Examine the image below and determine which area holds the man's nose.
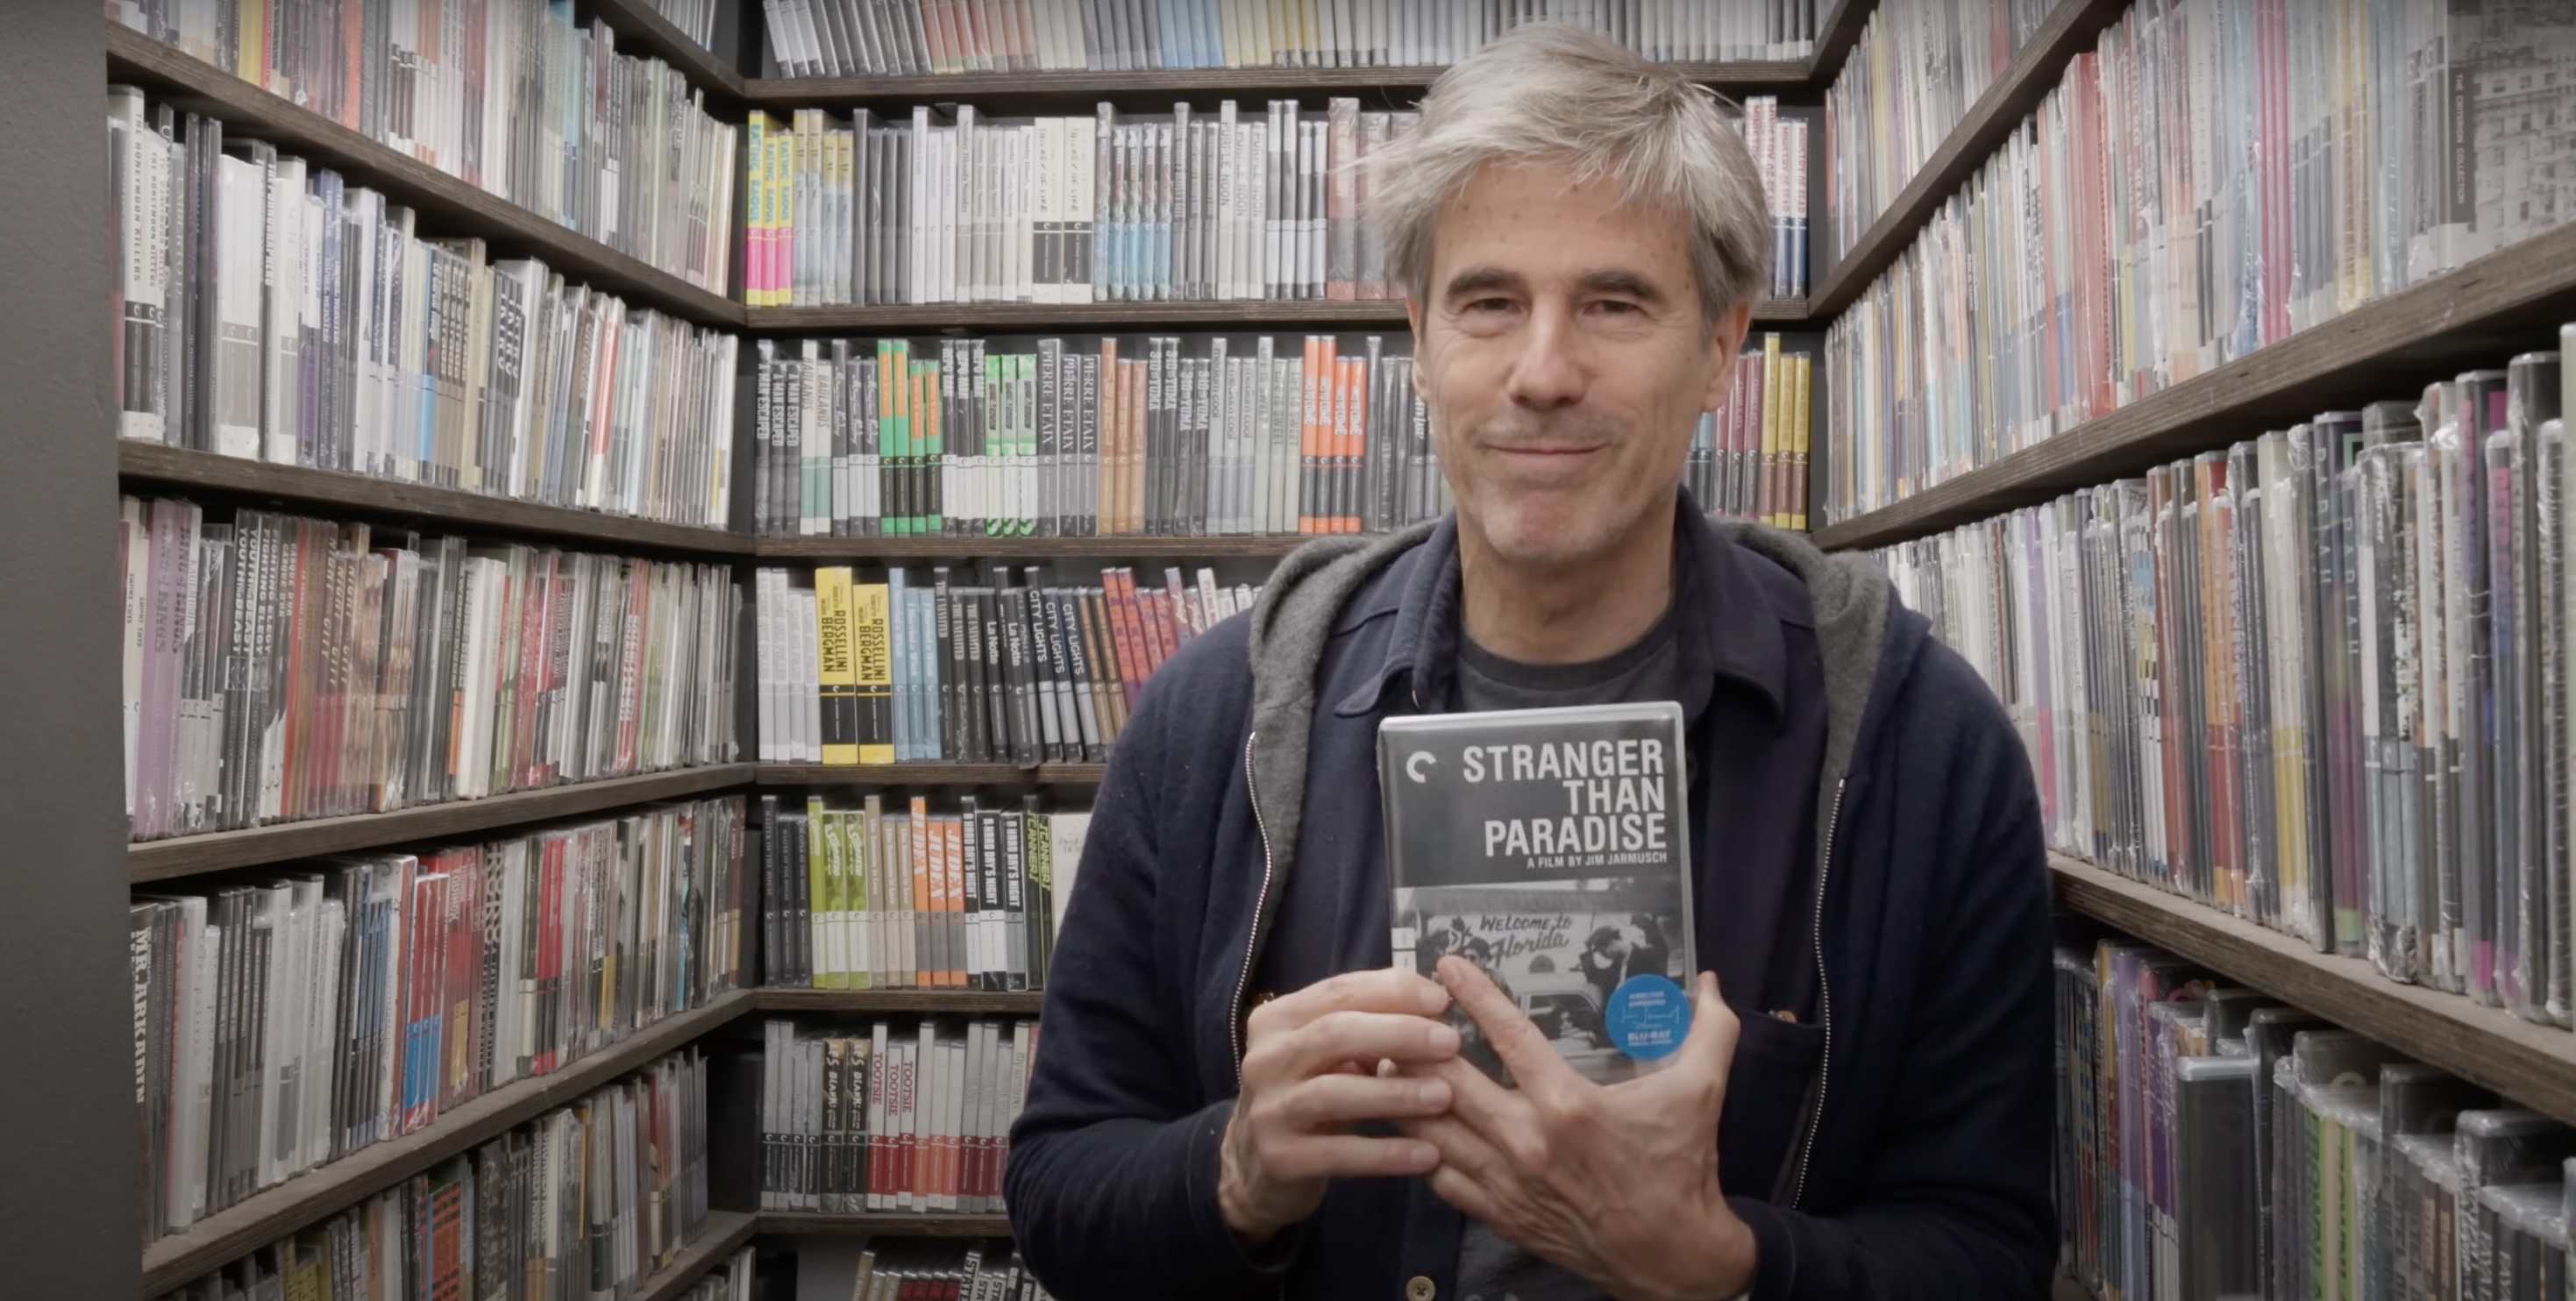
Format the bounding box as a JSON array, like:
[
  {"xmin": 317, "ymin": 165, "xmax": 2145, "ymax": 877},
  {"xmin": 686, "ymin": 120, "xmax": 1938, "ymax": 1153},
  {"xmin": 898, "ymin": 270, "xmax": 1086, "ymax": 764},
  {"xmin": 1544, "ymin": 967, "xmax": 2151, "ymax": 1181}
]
[{"xmin": 1505, "ymin": 304, "xmax": 1587, "ymax": 410}]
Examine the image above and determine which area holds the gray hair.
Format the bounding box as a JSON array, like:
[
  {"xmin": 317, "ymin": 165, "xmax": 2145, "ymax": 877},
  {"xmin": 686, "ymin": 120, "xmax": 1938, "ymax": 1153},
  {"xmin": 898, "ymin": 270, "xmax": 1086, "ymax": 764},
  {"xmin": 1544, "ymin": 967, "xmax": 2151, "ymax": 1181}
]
[{"xmin": 1363, "ymin": 23, "xmax": 1772, "ymax": 326}]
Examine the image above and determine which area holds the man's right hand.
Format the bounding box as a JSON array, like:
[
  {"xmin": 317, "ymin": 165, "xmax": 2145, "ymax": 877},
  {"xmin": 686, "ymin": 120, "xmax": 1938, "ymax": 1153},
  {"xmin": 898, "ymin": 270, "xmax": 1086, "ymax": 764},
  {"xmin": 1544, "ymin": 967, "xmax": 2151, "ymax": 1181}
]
[{"xmin": 1218, "ymin": 968, "xmax": 1463, "ymax": 1245}]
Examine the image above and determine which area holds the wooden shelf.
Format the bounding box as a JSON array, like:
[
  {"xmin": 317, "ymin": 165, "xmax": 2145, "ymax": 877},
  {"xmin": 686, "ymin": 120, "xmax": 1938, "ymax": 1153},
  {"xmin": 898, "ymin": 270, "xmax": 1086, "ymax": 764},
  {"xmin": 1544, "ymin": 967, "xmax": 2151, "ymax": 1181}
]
[
  {"xmin": 753, "ymin": 301, "xmax": 1406, "ymax": 331},
  {"xmin": 738, "ymin": 59, "xmax": 1815, "ymax": 115},
  {"xmin": 140, "ymin": 991, "xmax": 758, "ymax": 1294},
  {"xmin": 754, "ymin": 988, "xmax": 1045, "ymax": 1016},
  {"xmin": 758, "ymin": 763, "xmax": 1107, "ymax": 786},
  {"xmin": 1752, "ymin": 298, "xmax": 1813, "ymax": 326},
  {"xmin": 583, "ymin": 0, "xmax": 746, "ymax": 97},
  {"xmin": 755, "ymin": 532, "xmax": 1316, "ymax": 559},
  {"xmin": 2048, "ymin": 856, "xmax": 2576, "ymax": 1130},
  {"xmin": 1805, "ymin": 0, "xmax": 1872, "ymax": 88},
  {"xmin": 635, "ymin": 1211, "xmax": 761, "ymax": 1301},
  {"xmin": 103, "ymin": 22, "xmax": 745, "ymax": 330},
  {"xmin": 1811, "ymin": 219, "xmax": 2576, "ymax": 552},
  {"xmin": 1806, "ymin": 0, "xmax": 2128, "ymax": 319},
  {"xmin": 130, "ymin": 764, "xmax": 757, "ymax": 884},
  {"xmin": 117, "ymin": 443, "xmax": 757, "ymax": 557},
  {"xmin": 747, "ymin": 298, "xmax": 1807, "ymax": 332},
  {"xmin": 758, "ymin": 1211, "xmax": 1014, "ymax": 1238}
]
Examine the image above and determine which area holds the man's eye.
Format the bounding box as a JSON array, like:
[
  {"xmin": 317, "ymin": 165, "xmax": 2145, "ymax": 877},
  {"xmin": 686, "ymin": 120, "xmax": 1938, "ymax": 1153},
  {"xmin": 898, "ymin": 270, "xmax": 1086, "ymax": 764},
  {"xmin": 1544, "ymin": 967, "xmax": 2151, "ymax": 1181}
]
[
  {"xmin": 1590, "ymin": 299, "xmax": 1640, "ymax": 316},
  {"xmin": 1462, "ymin": 297, "xmax": 1515, "ymax": 313}
]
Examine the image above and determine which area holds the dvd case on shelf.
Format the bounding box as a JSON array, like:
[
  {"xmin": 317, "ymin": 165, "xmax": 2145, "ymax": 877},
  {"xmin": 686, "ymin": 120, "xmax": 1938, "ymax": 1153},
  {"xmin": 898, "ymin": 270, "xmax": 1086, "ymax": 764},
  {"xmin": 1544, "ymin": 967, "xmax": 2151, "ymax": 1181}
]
[
  {"xmin": 110, "ymin": 3, "xmax": 741, "ymax": 295},
  {"xmin": 2053, "ymin": 926, "xmax": 2576, "ymax": 1301},
  {"xmin": 127, "ymin": 798, "xmax": 747, "ymax": 1242},
  {"xmin": 758, "ymin": 1015, "xmax": 1035, "ymax": 1214},
  {"xmin": 755, "ymin": 793, "xmax": 1083, "ymax": 993},
  {"xmin": 1878, "ymin": 332, "xmax": 2576, "ymax": 1031},
  {"xmin": 1823, "ymin": 3, "xmax": 2576, "ymax": 529},
  {"xmin": 758, "ymin": 0, "xmax": 1825, "ymax": 75},
  {"xmin": 151, "ymin": 1049, "xmax": 714, "ymax": 1301},
  {"xmin": 117, "ymin": 498, "xmax": 742, "ymax": 842},
  {"xmin": 755, "ymin": 561, "xmax": 1261, "ymax": 767}
]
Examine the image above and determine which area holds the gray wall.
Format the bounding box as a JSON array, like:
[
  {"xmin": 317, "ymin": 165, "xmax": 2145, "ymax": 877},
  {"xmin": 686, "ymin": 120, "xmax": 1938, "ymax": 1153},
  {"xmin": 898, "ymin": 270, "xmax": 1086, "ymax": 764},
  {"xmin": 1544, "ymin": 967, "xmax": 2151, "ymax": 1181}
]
[{"xmin": 0, "ymin": 6, "xmax": 141, "ymax": 1296}]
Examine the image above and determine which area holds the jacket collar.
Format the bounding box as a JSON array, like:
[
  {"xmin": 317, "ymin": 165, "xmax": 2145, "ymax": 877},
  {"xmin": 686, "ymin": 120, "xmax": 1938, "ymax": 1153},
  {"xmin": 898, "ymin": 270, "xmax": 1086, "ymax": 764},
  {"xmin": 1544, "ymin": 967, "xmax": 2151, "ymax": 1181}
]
[{"xmin": 1331, "ymin": 489, "xmax": 1790, "ymax": 724}]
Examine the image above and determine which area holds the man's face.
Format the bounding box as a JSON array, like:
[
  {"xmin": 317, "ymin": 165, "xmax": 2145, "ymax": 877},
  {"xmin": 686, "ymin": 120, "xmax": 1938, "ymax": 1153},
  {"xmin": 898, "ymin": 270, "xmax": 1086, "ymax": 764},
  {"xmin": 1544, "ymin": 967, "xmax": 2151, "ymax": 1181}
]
[{"xmin": 1410, "ymin": 161, "xmax": 1747, "ymax": 571}]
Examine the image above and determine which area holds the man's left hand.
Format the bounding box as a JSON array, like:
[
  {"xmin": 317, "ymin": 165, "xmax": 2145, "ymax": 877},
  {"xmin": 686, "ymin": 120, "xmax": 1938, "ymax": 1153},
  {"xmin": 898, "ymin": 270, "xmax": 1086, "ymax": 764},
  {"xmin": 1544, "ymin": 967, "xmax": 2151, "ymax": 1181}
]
[{"xmin": 1405, "ymin": 956, "xmax": 1757, "ymax": 1301}]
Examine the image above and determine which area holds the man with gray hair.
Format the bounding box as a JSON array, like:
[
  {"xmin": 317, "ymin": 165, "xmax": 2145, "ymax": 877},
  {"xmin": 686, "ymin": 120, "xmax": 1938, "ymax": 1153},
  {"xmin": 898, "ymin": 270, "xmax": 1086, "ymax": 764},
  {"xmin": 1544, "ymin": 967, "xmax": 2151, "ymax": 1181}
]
[{"xmin": 1006, "ymin": 24, "xmax": 2055, "ymax": 1300}]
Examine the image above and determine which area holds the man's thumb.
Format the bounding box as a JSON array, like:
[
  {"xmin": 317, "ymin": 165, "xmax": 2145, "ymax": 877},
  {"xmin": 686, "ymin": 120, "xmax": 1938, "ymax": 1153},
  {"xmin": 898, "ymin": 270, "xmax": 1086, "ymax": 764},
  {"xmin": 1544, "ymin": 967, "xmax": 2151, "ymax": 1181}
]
[{"xmin": 1686, "ymin": 971, "xmax": 1740, "ymax": 1071}]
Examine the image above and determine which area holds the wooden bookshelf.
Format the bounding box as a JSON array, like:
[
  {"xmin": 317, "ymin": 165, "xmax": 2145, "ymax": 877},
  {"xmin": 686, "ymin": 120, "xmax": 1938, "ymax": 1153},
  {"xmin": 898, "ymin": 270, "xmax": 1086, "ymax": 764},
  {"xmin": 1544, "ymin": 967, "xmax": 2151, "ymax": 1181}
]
[
  {"xmin": 758, "ymin": 763, "xmax": 1107, "ymax": 786},
  {"xmin": 758, "ymin": 1211, "xmax": 1014, "ymax": 1238},
  {"xmin": 129, "ymin": 764, "xmax": 758, "ymax": 883},
  {"xmin": 634, "ymin": 1211, "xmax": 761, "ymax": 1301},
  {"xmin": 1805, "ymin": 0, "xmax": 2128, "ymax": 319},
  {"xmin": 1805, "ymin": 0, "xmax": 1872, "ymax": 88},
  {"xmin": 117, "ymin": 443, "xmax": 758, "ymax": 558},
  {"xmin": 746, "ymin": 298, "xmax": 1810, "ymax": 331},
  {"xmin": 755, "ymin": 533, "xmax": 1315, "ymax": 559},
  {"xmin": 103, "ymin": 21, "xmax": 745, "ymax": 331},
  {"xmin": 754, "ymin": 988, "xmax": 1046, "ymax": 1016},
  {"xmin": 2048, "ymin": 856, "xmax": 2576, "ymax": 1131},
  {"xmin": 584, "ymin": 0, "xmax": 748, "ymax": 97},
  {"xmin": 140, "ymin": 990, "xmax": 758, "ymax": 1293},
  {"xmin": 1811, "ymin": 219, "xmax": 2576, "ymax": 552}
]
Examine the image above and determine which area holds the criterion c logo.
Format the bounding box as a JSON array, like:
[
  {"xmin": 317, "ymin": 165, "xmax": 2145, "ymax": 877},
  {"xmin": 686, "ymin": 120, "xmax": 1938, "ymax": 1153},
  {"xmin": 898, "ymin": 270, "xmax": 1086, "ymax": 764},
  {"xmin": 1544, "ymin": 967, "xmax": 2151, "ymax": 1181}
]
[{"xmin": 1405, "ymin": 750, "xmax": 1435, "ymax": 783}]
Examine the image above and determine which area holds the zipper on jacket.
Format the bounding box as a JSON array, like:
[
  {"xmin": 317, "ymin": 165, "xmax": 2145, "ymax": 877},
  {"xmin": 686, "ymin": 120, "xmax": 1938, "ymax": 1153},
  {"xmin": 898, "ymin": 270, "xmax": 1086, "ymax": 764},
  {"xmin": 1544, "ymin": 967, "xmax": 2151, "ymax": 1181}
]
[
  {"xmin": 1232, "ymin": 731, "xmax": 1296, "ymax": 1301},
  {"xmin": 1786, "ymin": 777, "xmax": 1846, "ymax": 1210},
  {"xmin": 1231, "ymin": 730, "xmax": 1277, "ymax": 1083}
]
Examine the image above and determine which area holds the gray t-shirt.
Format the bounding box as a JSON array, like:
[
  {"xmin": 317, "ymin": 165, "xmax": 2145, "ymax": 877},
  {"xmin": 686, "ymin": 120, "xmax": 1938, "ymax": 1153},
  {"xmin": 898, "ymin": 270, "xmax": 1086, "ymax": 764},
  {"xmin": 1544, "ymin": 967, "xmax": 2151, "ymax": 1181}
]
[{"xmin": 1448, "ymin": 606, "xmax": 1679, "ymax": 1301}]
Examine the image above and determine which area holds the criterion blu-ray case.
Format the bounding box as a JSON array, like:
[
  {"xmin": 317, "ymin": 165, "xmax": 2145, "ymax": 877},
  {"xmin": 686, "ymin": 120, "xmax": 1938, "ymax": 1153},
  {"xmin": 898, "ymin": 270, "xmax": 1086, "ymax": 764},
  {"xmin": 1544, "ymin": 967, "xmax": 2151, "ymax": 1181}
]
[{"xmin": 1377, "ymin": 702, "xmax": 1696, "ymax": 1084}]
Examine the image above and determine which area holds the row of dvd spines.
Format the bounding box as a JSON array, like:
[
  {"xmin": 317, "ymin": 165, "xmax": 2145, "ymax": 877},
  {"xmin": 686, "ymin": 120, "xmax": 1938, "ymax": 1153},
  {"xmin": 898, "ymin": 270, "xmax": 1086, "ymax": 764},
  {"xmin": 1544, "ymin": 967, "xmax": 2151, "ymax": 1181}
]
[
  {"xmin": 651, "ymin": 0, "xmax": 722, "ymax": 47},
  {"xmin": 843, "ymin": 1241, "xmax": 1056, "ymax": 1301},
  {"xmin": 743, "ymin": 100, "xmax": 1422, "ymax": 307},
  {"xmin": 757, "ymin": 564, "xmax": 1261, "ymax": 767},
  {"xmin": 153, "ymin": 1049, "xmax": 715, "ymax": 1301},
  {"xmin": 759, "ymin": 1018, "xmax": 1032, "ymax": 1216},
  {"xmin": 1880, "ymin": 335, "xmax": 2576, "ymax": 1027},
  {"xmin": 758, "ymin": 795, "xmax": 1088, "ymax": 993},
  {"xmin": 752, "ymin": 334, "xmax": 1447, "ymax": 539},
  {"xmin": 1821, "ymin": 0, "xmax": 2058, "ymax": 259},
  {"xmin": 110, "ymin": 0, "xmax": 741, "ymax": 295},
  {"xmin": 744, "ymin": 94, "xmax": 1807, "ymax": 309},
  {"xmin": 1822, "ymin": 0, "xmax": 2576, "ymax": 524},
  {"xmin": 752, "ymin": 331, "xmax": 1817, "ymax": 541},
  {"xmin": 1689, "ymin": 338, "xmax": 1814, "ymax": 530},
  {"xmin": 758, "ymin": 0, "xmax": 1826, "ymax": 77},
  {"xmin": 120, "ymin": 497, "xmax": 742, "ymax": 842},
  {"xmin": 750, "ymin": 1240, "xmax": 1061, "ymax": 1301},
  {"xmin": 109, "ymin": 92, "xmax": 741, "ymax": 529},
  {"xmin": 132, "ymin": 797, "xmax": 749, "ymax": 1243},
  {"xmin": 2058, "ymin": 933, "xmax": 2576, "ymax": 1301}
]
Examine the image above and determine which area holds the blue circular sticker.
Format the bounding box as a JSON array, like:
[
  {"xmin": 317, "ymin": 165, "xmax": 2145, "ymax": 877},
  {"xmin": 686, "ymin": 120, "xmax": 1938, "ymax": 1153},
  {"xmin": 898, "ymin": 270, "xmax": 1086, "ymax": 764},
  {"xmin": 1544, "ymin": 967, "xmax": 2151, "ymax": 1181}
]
[{"xmin": 1605, "ymin": 973, "xmax": 1689, "ymax": 1061}]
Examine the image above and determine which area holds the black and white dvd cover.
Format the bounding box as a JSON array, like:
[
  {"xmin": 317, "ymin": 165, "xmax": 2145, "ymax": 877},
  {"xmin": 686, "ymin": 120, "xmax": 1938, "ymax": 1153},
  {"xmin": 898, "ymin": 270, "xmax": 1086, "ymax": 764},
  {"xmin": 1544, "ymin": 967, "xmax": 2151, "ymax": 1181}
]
[{"xmin": 1377, "ymin": 702, "xmax": 1695, "ymax": 1085}]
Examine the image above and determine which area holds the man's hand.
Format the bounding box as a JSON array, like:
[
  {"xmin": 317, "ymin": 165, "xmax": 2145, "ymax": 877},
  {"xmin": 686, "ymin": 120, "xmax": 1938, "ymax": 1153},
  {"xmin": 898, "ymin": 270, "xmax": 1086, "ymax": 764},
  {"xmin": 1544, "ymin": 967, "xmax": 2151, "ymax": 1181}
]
[
  {"xmin": 1407, "ymin": 956, "xmax": 1757, "ymax": 1301},
  {"xmin": 1218, "ymin": 968, "xmax": 1463, "ymax": 1246}
]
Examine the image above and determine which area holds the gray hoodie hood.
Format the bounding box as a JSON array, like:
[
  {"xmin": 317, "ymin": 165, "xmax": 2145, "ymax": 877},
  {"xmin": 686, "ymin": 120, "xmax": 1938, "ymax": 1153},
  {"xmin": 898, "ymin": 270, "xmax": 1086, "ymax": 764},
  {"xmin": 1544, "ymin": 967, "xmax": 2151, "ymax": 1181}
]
[{"xmin": 1242, "ymin": 513, "xmax": 1897, "ymax": 916}]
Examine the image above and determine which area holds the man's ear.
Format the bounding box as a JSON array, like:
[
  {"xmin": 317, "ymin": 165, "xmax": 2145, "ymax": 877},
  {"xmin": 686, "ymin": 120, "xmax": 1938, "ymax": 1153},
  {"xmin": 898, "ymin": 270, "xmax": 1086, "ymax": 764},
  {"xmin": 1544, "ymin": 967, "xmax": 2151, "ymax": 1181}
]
[{"xmin": 1700, "ymin": 297, "xmax": 1755, "ymax": 413}]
